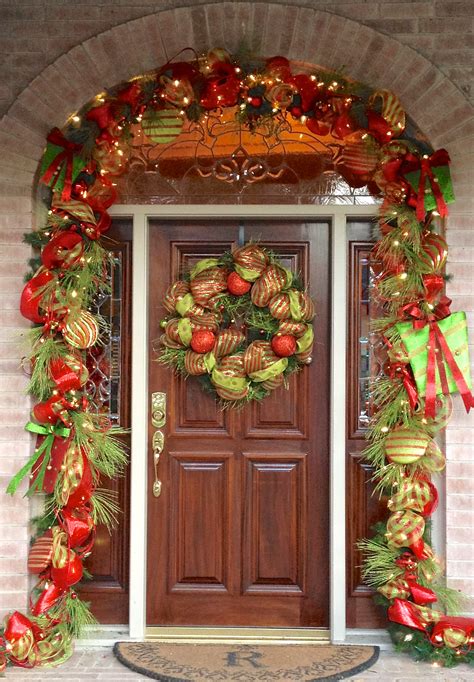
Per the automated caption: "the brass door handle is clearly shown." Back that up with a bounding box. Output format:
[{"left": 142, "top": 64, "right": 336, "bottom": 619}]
[{"left": 151, "top": 393, "right": 166, "bottom": 497}]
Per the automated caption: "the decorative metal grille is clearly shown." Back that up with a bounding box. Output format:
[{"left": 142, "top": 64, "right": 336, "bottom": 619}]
[
  {"left": 115, "top": 112, "right": 378, "bottom": 206},
  {"left": 86, "top": 253, "right": 123, "bottom": 423},
  {"left": 357, "top": 252, "right": 386, "bottom": 429}
]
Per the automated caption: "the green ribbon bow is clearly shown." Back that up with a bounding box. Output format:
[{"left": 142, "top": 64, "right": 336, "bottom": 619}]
[
  {"left": 204, "top": 352, "right": 217, "bottom": 373},
  {"left": 177, "top": 318, "right": 192, "bottom": 345},
  {"left": 297, "top": 326, "right": 314, "bottom": 353},
  {"left": 176, "top": 293, "right": 195, "bottom": 317},
  {"left": 211, "top": 368, "right": 249, "bottom": 391},
  {"left": 6, "top": 421, "right": 71, "bottom": 496},
  {"left": 234, "top": 264, "right": 262, "bottom": 282},
  {"left": 248, "top": 357, "right": 288, "bottom": 383},
  {"left": 288, "top": 290, "right": 303, "bottom": 321},
  {"left": 190, "top": 258, "right": 220, "bottom": 279}
]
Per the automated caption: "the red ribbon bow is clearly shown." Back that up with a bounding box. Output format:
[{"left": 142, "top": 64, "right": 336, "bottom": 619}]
[
  {"left": 415, "top": 149, "right": 450, "bottom": 221},
  {"left": 40, "top": 128, "right": 83, "bottom": 202}
]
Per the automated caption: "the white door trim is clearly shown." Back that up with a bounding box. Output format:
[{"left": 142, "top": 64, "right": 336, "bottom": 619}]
[{"left": 108, "top": 204, "right": 379, "bottom": 642}]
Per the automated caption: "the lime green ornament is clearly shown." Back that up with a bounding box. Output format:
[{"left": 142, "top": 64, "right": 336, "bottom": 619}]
[{"left": 141, "top": 108, "right": 183, "bottom": 144}]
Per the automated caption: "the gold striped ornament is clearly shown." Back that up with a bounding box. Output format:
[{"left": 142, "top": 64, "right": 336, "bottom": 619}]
[
  {"left": 368, "top": 90, "right": 406, "bottom": 136},
  {"left": 141, "top": 107, "right": 184, "bottom": 144},
  {"left": 418, "top": 232, "right": 448, "bottom": 273},
  {"left": 341, "top": 130, "right": 381, "bottom": 176},
  {"left": 384, "top": 427, "right": 430, "bottom": 465},
  {"left": 28, "top": 530, "right": 53, "bottom": 574},
  {"left": 62, "top": 310, "right": 99, "bottom": 349}
]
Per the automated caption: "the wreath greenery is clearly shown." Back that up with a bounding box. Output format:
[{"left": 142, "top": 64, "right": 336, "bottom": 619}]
[{"left": 158, "top": 244, "right": 315, "bottom": 406}]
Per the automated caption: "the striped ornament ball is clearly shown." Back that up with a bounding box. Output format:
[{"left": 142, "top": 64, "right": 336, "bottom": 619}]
[
  {"left": 62, "top": 310, "right": 99, "bottom": 349},
  {"left": 384, "top": 427, "right": 430, "bottom": 465}
]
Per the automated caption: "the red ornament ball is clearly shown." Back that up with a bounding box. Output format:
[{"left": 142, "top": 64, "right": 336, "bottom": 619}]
[
  {"left": 271, "top": 334, "right": 297, "bottom": 357},
  {"left": 227, "top": 271, "right": 251, "bottom": 296},
  {"left": 190, "top": 330, "right": 216, "bottom": 354}
]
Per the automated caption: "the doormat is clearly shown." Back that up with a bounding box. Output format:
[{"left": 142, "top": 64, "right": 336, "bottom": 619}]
[{"left": 113, "top": 641, "right": 379, "bottom": 681}]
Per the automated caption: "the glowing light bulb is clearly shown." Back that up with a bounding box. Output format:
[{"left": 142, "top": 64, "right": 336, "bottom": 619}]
[{"left": 72, "top": 115, "right": 80, "bottom": 123}]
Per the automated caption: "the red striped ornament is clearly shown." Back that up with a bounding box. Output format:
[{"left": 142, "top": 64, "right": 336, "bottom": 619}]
[
  {"left": 419, "top": 232, "right": 448, "bottom": 273},
  {"left": 341, "top": 131, "right": 380, "bottom": 176},
  {"left": 388, "top": 478, "right": 438, "bottom": 516},
  {"left": 62, "top": 310, "right": 99, "bottom": 349},
  {"left": 28, "top": 530, "right": 53, "bottom": 574},
  {"left": 384, "top": 427, "right": 430, "bottom": 465}
]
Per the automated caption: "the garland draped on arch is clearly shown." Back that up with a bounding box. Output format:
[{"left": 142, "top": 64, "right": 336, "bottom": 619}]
[{"left": 1, "top": 48, "right": 473, "bottom": 670}]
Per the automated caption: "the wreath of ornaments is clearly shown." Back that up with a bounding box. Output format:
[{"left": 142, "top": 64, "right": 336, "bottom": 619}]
[
  {"left": 1, "top": 47, "right": 473, "bottom": 670},
  {"left": 158, "top": 245, "right": 315, "bottom": 405}
]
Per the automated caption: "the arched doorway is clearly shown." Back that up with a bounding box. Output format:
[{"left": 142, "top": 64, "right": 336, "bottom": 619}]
[{"left": 0, "top": 1, "right": 472, "bottom": 648}]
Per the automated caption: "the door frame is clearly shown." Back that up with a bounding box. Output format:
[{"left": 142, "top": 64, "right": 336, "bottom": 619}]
[{"left": 109, "top": 203, "right": 379, "bottom": 643}]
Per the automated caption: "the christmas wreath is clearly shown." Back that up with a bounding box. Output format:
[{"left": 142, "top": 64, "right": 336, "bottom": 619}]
[{"left": 158, "top": 244, "right": 315, "bottom": 405}]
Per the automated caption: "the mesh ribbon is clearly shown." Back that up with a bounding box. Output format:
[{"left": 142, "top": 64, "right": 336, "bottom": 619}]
[{"left": 233, "top": 244, "right": 268, "bottom": 282}]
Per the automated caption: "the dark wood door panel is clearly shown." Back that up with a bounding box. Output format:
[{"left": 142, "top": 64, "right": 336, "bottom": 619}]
[
  {"left": 147, "top": 219, "right": 330, "bottom": 627},
  {"left": 170, "top": 374, "right": 231, "bottom": 436},
  {"left": 244, "top": 372, "right": 308, "bottom": 438},
  {"left": 168, "top": 452, "right": 234, "bottom": 593},
  {"left": 242, "top": 453, "right": 307, "bottom": 595}
]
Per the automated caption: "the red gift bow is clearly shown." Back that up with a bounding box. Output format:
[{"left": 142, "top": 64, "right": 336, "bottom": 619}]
[
  {"left": 384, "top": 335, "right": 418, "bottom": 410},
  {"left": 387, "top": 361, "right": 419, "bottom": 410},
  {"left": 40, "top": 128, "right": 83, "bottom": 202},
  {"left": 423, "top": 273, "right": 445, "bottom": 303}
]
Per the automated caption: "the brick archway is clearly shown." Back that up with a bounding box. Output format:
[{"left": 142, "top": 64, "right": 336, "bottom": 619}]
[{"left": 0, "top": 2, "right": 472, "bottom": 617}]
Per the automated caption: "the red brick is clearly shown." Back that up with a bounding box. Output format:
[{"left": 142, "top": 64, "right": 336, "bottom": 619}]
[{"left": 435, "top": 2, "right": 474, "bottom": 17}]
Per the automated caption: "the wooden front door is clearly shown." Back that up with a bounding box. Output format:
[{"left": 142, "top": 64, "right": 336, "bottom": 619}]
[{"left": 146, "top": 220, "right": 330, "bottom": 627}]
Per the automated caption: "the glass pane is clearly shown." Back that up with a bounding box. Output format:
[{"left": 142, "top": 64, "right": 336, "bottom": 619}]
[
  {"left": 115, "top": 112, "right": 380, "bottom": 206},
  {"left": 86, "top": 253, "right": 123, "bottom": 424},
  {"left": 357, "top": 250, "right": 385, "bottom": 430}
]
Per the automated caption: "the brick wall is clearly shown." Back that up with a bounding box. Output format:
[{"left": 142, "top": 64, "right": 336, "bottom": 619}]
[{"left": 0, "top": 1, "right": 473, "bottom": 623}]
